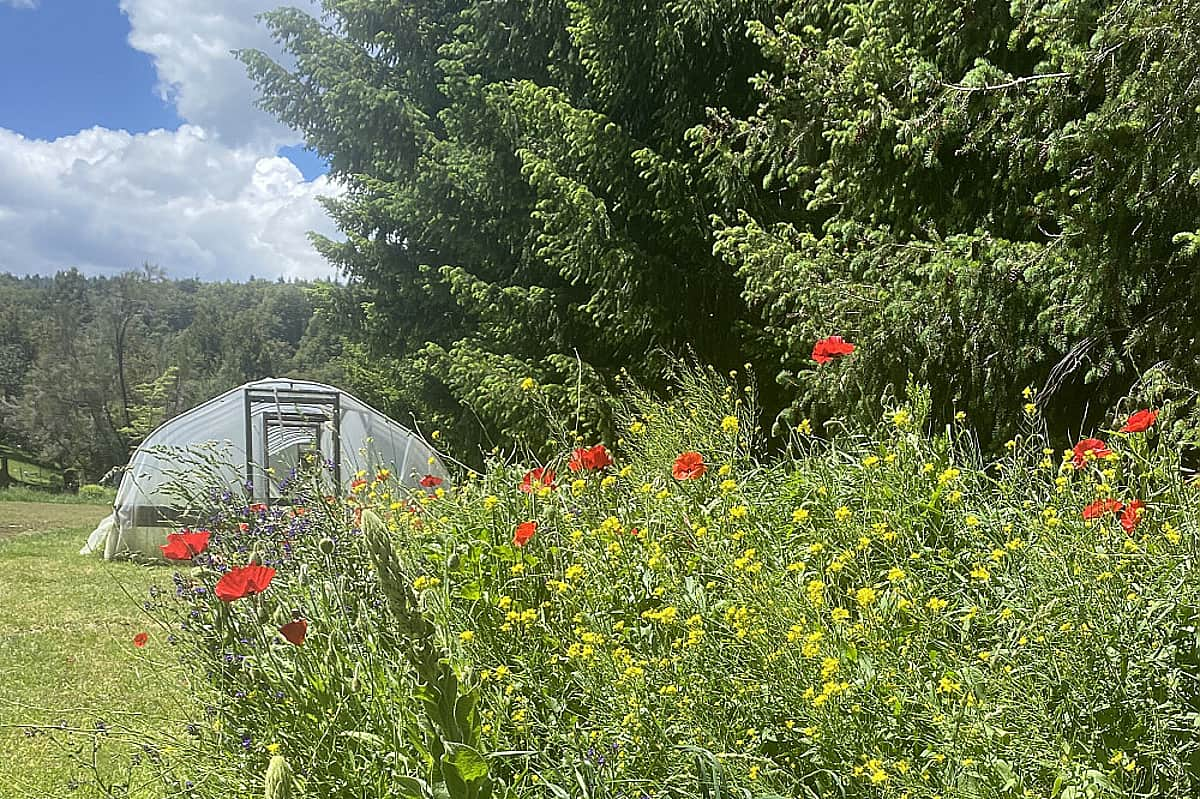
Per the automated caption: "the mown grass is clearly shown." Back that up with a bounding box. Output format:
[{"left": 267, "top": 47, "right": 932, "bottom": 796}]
[
  {"left": 0, "top": 507, "right": 185, "bottom": 798},
  {"left": 0, "top": 486, "right": 116, "bottom": 505}
]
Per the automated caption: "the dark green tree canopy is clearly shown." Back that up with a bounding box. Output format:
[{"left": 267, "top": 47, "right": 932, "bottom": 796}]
[
  {"left": 241, "top": 0, "right": 1200, "bottom": 454},
  {"left": 697, "top": 0, "right": 1200, "bottom": 440},
  {"left": 240, "top": 0, "right": 774, "bottom": 457},
  {"left": 0, "top": 270, "right": 344, "bottom": 477}
]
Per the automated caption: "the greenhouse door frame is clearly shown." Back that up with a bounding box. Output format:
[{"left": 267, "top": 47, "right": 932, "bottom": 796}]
[{"left": 243, "top": 386, "right": 342, "bottom": 505}]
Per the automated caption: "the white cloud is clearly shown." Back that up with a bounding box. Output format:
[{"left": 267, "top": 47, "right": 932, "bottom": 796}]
[
  {"left": 0, "top": 125, "right": 343, "bottom": 280},
  {"left": 0, "top": 2, "right": 346, "bottom": 281},
  {"left": 119, "top": 0, "right": 323, "bottom": 148}
]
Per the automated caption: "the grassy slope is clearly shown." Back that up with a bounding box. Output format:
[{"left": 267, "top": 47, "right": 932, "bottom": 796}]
[{"left": 0, "top": 506, "right": 185, "bottom": 798}]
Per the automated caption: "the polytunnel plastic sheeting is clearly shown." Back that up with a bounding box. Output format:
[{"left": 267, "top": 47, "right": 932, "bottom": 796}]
[{"left": 89, "top": 378, "right": 448, "bottom": 560}]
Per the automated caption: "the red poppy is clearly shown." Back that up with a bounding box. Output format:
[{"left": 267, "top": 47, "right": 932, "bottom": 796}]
[
  {"left": 249, "top": 502, "right": 268, "bottom": 513},
  {"left": 569, "top": 444, "right": 613, "bottom": 472},
  {"left": 629, "top": 527, "right": 641, "bottom": 537},
  {"left": 1120, "top": 500, "right": 1146, "bottom": 534},
  {"left": 350, "top": 477, "right": 368, "bottom": 491},
  {"left": 133, "top": 632, "right": 148, "bottom": 648},
  {"left": 812, "top": 335, "right": 856, "bottom": 365},
  {"left": 672, "top": 451, "right": 707, "bottom": 480},
  {"left": 215, "top": 564, "right": 276, "bottom": 602},
  {"left": 1082, "top": 499, "right": 1123, "bottom": 520},
  {"left": 513, "top": 521, "right": 537, "bottom": 548},
  {"left": 1072, "top": 437, "right": 1113, "bottom": 468},
  {"left": 280, "top": 619, "right": 307, "bottom": 646},
  {"left": 587, "top": 444, "right": 613, "bottom": 470},
  {"left": 569, "top": 449, "right": 588, "bottom": 472},
  {"left": 1119, "top": 409, "right": 1158, "bottom": 433},
  {"left": 159, "top": 530, "right": 211, "bottom": 561},
  {"left": 519, "top": 467, "right": 556, "bottom": 494},
  {"left": 419, "top": 474, "right": 443, "bottom": 488}
]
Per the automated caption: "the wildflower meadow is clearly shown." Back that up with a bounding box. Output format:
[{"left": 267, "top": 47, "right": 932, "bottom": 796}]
[{"left": 91, "top": 358, "right": 1200, "bottom": 799}]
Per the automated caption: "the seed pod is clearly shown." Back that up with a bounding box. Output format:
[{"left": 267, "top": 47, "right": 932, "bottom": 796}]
[
  {"left": 317, "top": 537, "right": 336, "bottom": 556},
  {"left": 263, "top": 754, "right": 293, "bottom": 799}
]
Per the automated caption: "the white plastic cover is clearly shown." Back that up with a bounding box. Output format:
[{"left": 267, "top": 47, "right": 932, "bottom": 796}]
[{"left": 91, "top": 378, "right": 447, "bottom": 560}]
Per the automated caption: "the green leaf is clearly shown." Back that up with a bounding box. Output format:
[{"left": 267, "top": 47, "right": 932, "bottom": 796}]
[
  {"left": 337, "top": 730, "right": 387, "bottom": 748},
  {"left": 443, "top": 742, "right": 489, "bottom": 783},
  {"left": 455, "top": 580, "right": 482, "bottom": 601}
]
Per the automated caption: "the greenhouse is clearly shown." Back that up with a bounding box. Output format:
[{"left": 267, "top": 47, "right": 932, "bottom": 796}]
[{"left": 83, "top": 378, "right": 447, "bottom": 560}]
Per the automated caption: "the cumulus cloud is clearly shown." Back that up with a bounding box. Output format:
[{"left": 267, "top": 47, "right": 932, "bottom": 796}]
[
  {"left": 120, "top": 0, "right": 323, "bottom": 148},
  {"left": 0, "top": 125, "right": 343, "bottom": 280},
  {"left": 0, "top": 2, "right": 345, "bottom": 281}
]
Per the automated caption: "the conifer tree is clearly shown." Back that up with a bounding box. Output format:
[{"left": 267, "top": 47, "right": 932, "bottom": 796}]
[
  {"left": 240, "top": 1, "right": 772, "bottom": 456},
  {"left": 697, "top": 0, "right": 1200, "bottom": 440},
  {"left": 242, "top": 0, "right": 1200, "bottom": 450}
]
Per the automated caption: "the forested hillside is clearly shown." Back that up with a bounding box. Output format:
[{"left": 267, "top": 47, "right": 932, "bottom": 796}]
[
  {"left": 0, "top": 268, "right": 344, "bottom": 478},
  {"left": 235, "top": 0, "right": 1200, "bottom": 454}
]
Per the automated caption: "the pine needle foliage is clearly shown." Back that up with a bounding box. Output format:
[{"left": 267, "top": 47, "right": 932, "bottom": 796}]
[{"left": 242, "top": 0, "right": 1200, "bottom": 453}]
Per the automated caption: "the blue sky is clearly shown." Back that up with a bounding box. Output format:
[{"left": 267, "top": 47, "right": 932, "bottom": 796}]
[
  {"left": 0, "top": 3, "right": 181, "bottom": 138},
  {"left": 0, "top": 0, "right": 338, "bottom": 279}
]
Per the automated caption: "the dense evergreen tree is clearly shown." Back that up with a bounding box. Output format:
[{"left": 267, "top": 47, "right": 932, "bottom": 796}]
[
  {"left": 242, "top": 0, "right": 1200, "bottom": 453},
  {"left": 699, "top": 0, "right": 1200, "bottom": 441},
  {"left": 240, "top": 0, "right": 775, "bottom": 457}
]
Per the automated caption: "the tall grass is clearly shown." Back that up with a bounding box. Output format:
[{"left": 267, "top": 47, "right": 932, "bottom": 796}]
[{"left": 134, "top": 372, "right": 1200, "bottom": 797}]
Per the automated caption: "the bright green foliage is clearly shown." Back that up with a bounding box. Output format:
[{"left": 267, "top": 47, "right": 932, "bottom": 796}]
[
  {"left": 367, "top": 520, "right": 495, "bottom": 799},
  {"left": 243, "top": 0, "right": 1200, "bottom": 452},
  {"left": 239, "top": 1, "right": 772, "bottom": 458},
  {"left": 141, "top": 370, "right": 1200, "bottom": 797},
  {"left": 698, "top": 0, "right": 1200, "bottom": 442}
]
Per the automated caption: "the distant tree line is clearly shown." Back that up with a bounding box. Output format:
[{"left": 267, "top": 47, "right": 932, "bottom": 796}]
[
  {"left": 230, "top": 0, "right": 1200, "bottom": 455},
  {"left": 0, "top": 268, "right": 345, "bottom": 479}
]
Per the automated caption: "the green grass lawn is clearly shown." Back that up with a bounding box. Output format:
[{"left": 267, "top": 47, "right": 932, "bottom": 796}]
[
  {"left": 0, "top": 486, "right": 116, "bottom": 505},
  {"left": 0, "top": 503, "right": 186, "bottom": 798}
]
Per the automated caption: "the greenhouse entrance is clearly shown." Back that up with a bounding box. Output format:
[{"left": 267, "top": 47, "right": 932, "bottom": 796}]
[{"left": 245, "top": 384, "right": 341, "bottom": 504}]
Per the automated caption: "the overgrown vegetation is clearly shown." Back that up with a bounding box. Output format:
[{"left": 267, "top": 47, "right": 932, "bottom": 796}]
[
  {"left": 238, "top": 0, "right": 1200, "bottom": 455},
  {"left": 124, "top": 368, "right": 1200, "bottom": 797},
  {"left": 0, "top": 485, "right": 114, "bottom": 505}
]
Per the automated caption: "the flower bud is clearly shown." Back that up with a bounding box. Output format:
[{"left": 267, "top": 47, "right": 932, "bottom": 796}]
[{"left": 263, "top": 754, "right": 293, "bottom": 799}]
